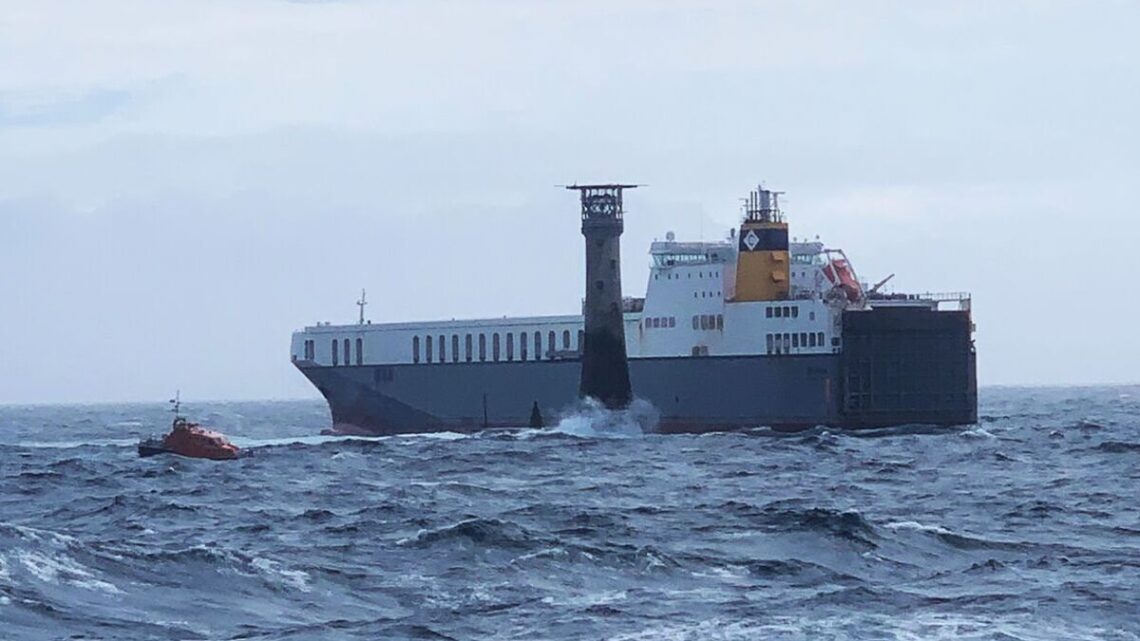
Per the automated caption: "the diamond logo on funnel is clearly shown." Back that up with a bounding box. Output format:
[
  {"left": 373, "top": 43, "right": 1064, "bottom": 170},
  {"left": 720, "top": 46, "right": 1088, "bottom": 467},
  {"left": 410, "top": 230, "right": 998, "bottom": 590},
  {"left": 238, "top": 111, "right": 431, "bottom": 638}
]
[{"left": 743, "top": 229, "right": 760, "bottom": 251}]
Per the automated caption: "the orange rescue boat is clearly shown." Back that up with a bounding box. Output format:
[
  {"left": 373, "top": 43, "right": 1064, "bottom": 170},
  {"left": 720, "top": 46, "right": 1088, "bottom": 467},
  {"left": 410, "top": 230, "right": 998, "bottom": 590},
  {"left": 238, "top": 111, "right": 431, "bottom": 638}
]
[{"left": 138, "top": 396, "right": 246, "bottom": 460}]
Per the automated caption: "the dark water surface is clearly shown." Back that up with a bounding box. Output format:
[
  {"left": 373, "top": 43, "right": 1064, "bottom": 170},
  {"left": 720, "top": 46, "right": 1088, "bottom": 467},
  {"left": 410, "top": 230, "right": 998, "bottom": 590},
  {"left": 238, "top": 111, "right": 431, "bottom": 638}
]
[{"left": 1, "top": 386, "right": 1138, "bottom": 640}]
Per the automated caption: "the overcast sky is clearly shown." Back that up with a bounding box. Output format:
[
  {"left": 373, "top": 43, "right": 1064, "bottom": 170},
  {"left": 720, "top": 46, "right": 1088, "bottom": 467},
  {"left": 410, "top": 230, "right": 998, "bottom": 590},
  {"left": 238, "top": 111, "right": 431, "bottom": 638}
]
[{"left": 2, "top": 1, "right": 1138, "bottom": 404}]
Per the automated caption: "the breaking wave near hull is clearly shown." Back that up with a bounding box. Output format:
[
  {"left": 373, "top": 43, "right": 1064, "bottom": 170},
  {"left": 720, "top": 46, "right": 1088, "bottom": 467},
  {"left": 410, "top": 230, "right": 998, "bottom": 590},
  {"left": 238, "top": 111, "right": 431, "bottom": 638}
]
[
  {"left": 1, "top": 388, "right": 1139, "bottom": 640},
  {"left": 551, "top": 397, "right": 660, "bottom": 438}
]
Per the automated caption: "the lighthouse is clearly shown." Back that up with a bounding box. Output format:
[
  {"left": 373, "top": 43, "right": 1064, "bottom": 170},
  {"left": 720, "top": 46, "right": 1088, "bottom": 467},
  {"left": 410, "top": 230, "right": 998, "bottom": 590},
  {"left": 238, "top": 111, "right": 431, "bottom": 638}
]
[{"left": 566, "top": 184, "right": 637, "bottom": 409}]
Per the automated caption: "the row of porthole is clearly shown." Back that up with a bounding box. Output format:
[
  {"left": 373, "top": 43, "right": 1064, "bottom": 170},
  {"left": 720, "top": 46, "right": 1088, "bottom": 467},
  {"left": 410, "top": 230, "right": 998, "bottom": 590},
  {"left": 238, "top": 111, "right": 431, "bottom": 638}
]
[
  {"left": 692, "top": 314, "right": 724, "bottom": 331},
  {"left": 766, "top": 332, "right": 827, "bottom": 354},
  {"left": 324, "top": 338, "right": 362, "bottom": 366},
  {"left": 413, "top": 329, "right": 583, "bottom": 364},
  {"left": 767, "top": 305, "right": 800, "bottom": 319},
  {"left": 656, "top": 270, "right": 722, "bottom": 280}
]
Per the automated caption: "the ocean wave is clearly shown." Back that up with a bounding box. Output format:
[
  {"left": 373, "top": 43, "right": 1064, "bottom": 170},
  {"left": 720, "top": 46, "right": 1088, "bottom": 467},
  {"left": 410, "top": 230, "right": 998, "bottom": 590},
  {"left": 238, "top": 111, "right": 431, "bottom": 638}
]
[
  {"left": 883, "top": 520, "right": 1032, "bottom": 552},
  {"left": 0, "top": 523, "right": 123, "bottom": 597},
  {"left": 734, "top": 505, "right": 881, "bottom": 547},
  {"left": 550, "top": 397, "right": 660, "bottom": 438},
  {"left": 1094, "top": 441, "right": 1140, "bottom": 453},
  {"left": 745, "top": 558, "right": 859, "bottom": 586},
  {"left": 399, "top": 518, "right": 547, "bottom": 551}
]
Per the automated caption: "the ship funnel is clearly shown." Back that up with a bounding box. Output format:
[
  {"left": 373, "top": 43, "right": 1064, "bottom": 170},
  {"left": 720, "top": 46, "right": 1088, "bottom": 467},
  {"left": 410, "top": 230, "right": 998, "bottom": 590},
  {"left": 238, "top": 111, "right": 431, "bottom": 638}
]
[{"left": 734, "top": 183, "right": 790, "bottom": 301}]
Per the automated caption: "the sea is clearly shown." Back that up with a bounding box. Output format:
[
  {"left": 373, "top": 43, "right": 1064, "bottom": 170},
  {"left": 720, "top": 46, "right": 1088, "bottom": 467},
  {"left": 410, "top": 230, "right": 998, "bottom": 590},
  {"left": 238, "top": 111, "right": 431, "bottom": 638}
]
[{"left": 1, "top": 386, "right": 1138, "bottom": 641}]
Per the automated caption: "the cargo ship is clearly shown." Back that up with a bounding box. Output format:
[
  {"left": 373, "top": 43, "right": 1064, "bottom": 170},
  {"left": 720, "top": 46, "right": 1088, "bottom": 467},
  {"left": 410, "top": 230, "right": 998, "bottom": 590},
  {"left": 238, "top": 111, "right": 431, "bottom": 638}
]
[{"left": 290, "top": 185, "right": 976, "bottom": 435}]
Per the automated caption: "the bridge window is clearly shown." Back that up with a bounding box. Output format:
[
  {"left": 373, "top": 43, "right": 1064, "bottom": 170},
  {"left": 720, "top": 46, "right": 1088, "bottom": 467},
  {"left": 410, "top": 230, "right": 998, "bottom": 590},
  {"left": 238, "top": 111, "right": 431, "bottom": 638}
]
[
  {"left": 479, "top": 334, "right": 486, "bottom": 361},
  {"left": 438, "top": 334, "right": 445, "bottom": 362},
  {"left": 356, "top": 338, "right": 363, "bottom": 365},
  {"left": 809, "top": 311, "right": 816, "bottom": 321},
  {"left": 783, "top": 333, "right": 791, "bottom": 353},
  {"left": 562, "top": 330, "right": 570, "bottom": 349},
  {"left": 792, "top": 333, "right": 799, "bottom": 348},
  {"left": 821, "top": 333, "right": 828, "bottom": 347},
  {"left": 766, "top": 334, "right": 774, "bottom": 354},
  {"left": 791, "top": 307, "right": 799, "bottom": 318},
  {"left": 343, "top": 339, "right": 350, "bottom": 366},
  {"left": 699, "top": 315, "right": 708, "bottom": 330},
  {"left": 534, "top": 331, "right": 541, "bottom": 360},
  {"left": 521, "top": 333, "right": 529, "bottom": 360},
  {"left": 426, "top": 335, "right": 433, "bottom": 363},
  {"left": 800, "top": 332, "right": 808, "bottom": 348},
  {"left": 716, "top": 314, "right": 724, "bottom": 330},
  {"left": 692, "top": 315, "right": 699, "bottom": 330},
  {"left": 413, "top": 336, "right": 420, "bottom": 363},
  {"left": 506, "top": 332, "right": 514, "bottom": 361},
  {"left": 465, "top": 334, "right": 473, "bottom": 362},
  {"left": 669, "top": 317, "right": 676, "bottom": 328},
  {"left": 493, "top": 333, "right": 500, "bottom": 361},
  {"left": 766, "top": 307, "right": 773, "bottom": 318},
  {"left": 809, "top": 332, "right": 817, "bottom": 347},
  {"left": 548, "top": 331, "right": 556, "bottom": 357},
  {"left": 452, "top": 335, "right": 459, "bottom": 363},
  {"left": 332, "top": 339, "right": 339, "bottom": 366}
]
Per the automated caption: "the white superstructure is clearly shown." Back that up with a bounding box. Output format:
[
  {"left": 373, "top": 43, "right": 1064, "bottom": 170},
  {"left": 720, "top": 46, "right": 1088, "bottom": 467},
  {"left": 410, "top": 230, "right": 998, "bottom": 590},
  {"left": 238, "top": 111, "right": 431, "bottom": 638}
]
[{"left": 291, "top": 231, "right": 859, "bottom": 369}]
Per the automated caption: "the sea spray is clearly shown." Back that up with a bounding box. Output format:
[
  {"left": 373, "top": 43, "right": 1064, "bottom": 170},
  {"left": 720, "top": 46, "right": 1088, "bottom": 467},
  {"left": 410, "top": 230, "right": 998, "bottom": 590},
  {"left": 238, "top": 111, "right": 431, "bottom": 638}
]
[{"left": 553, "top": 397, "right": 660, "bottom": 438}]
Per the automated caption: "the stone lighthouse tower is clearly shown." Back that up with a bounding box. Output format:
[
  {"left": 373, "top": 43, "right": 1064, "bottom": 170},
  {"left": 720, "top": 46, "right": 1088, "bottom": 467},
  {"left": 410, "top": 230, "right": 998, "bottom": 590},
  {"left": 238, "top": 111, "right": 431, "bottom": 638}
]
[{"left": 566, "top": 184, "right": 637, "bottom": 410}]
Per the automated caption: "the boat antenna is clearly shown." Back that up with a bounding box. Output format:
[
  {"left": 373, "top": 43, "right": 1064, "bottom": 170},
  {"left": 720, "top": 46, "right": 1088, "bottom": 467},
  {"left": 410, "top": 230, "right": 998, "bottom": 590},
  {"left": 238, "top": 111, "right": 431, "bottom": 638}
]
[
  {"left": 169, "top": 390, "right": 182, "bottom": 419},
  {"left": 357, "top": 289, "right": 367, "bottom": 325}
]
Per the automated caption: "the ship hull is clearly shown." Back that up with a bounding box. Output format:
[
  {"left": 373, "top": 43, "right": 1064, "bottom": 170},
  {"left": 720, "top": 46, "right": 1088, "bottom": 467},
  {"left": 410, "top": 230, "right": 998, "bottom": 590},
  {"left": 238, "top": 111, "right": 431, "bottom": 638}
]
[
  {"left": 297, "top": 354, "right": 840, "bottom": 435},
  {"left": 295, "top": 306, "right": 976, "bottom": 435}
]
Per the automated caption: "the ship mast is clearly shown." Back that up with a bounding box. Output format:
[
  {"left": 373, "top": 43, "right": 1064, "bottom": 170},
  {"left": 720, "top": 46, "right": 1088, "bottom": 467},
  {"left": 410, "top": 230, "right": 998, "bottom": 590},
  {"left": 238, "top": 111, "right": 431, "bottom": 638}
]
[{"left": 356, "top": 289, "right": 367, "bottom": 325}]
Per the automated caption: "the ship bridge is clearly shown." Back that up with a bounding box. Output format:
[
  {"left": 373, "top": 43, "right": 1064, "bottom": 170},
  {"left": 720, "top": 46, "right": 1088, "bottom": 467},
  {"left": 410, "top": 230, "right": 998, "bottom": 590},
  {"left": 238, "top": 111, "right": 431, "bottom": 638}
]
[{"left": 649, "top": 236, "right": 734, "bottom": 268}]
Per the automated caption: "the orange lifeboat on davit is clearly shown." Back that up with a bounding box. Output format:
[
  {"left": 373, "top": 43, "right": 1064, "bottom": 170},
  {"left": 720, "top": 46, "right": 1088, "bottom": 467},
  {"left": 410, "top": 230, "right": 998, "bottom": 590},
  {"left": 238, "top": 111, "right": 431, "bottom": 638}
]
[
  {"left": 138, "top": 396, "right": 246, "bottom": 460},
  {"left": 822, "top": 256, "right": 864, "bottom": 303}
]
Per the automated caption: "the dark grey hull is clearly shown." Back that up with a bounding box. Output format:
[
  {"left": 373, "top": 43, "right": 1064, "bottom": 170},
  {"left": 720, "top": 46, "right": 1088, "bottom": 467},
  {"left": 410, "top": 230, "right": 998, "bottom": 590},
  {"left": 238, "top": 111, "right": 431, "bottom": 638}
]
[
  {"left": 294, "top": 306, "right": 976, "bottom": 435},
  {"left": 297, "top": 354, "right": 845, "bottom": 435}
]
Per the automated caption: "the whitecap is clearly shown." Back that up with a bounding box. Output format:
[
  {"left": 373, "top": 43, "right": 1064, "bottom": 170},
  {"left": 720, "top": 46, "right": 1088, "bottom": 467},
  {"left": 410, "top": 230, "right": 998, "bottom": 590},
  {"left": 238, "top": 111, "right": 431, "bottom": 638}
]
[
  {"left": 250, "top": 557, "right": 312, "bottom": 593},
  {"left": 16, "top": 551, "right": 122, "bottom": 594},
  {"left": 960, "top": 427, "right": 996, "bottom": 439},
  {"left": 550, "top": 397, "right": 660, "bottom": 439},
  {"left": 883, "top": 520, "right": 955, "bottom": 536},
  {"left": 15, "top": 438, "right": 136, "bottom": 449}
]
